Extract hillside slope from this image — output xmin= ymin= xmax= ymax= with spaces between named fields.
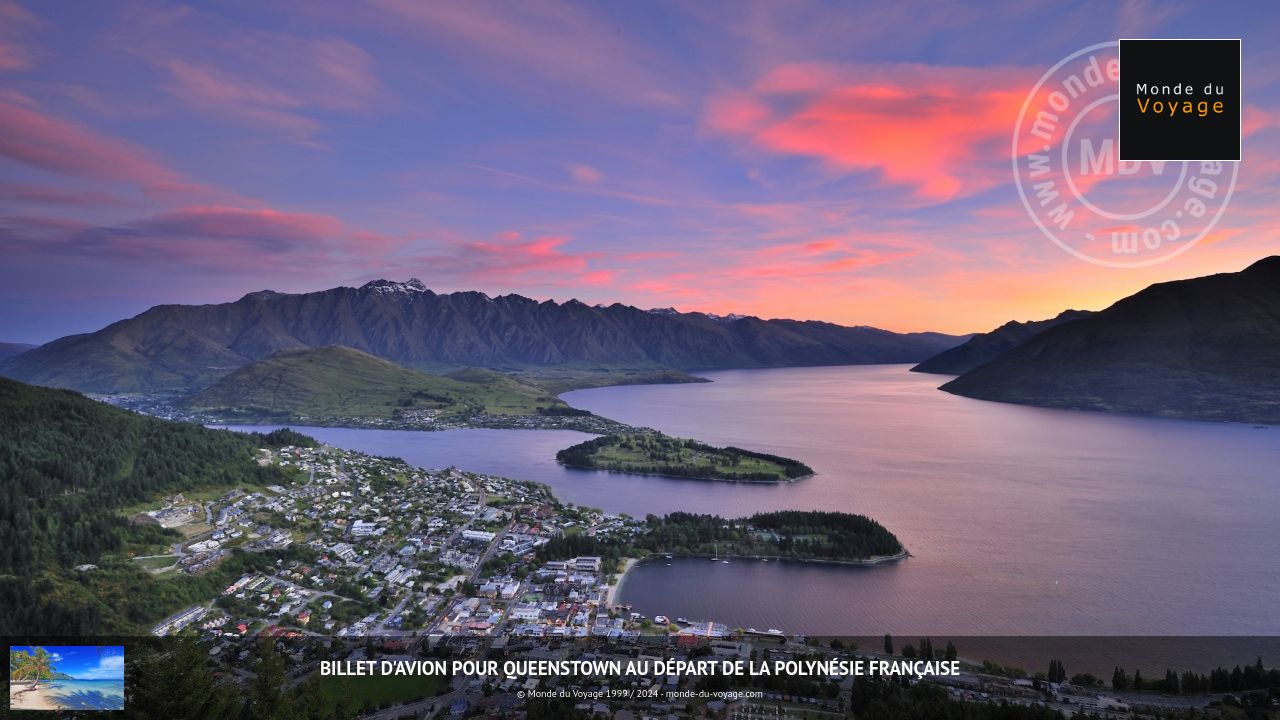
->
xmin=911 ymin=310 xmax=1093 ymax=375
xmin=941 ymin=258 xmax=1280 ymax=423
xmin=0 ymin=377 xmax=310 ymax=633
xmin=184 ymin=345 xmax=566 ymax=420
xmin=0 ymin=342 xmax=35 ymax=361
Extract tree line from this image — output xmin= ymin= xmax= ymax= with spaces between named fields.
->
xmin=536 ymin=510 xmax=903 ymax=564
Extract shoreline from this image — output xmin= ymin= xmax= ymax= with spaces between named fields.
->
xmin=202 ymin=413 xmax=640 ymax=435
xmin=557 ymin=462 xmax=813 ymax=485
xmin=9 ymin=682 xmax=61 ymax=711
xmin=604 ymin=557 xmax=640 ymax=606
xmin=637 ymin=549 xmax=910 ymax=568
xmin=608 ymin=549 xmax=909 ymax=608
xmin=8 ymin=680 xmax=126 ymax=711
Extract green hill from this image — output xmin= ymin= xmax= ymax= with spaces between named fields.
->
xmin=0 ymin=376 xmax=311 ymax=634
xmin=184 ymin=345 xmax=571 ymax=422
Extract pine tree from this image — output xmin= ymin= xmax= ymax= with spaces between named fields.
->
xmin=248 ymin=641 xmax=291 ymax=720
xmin=1111 ymin=667 xmax=1128 ymax=691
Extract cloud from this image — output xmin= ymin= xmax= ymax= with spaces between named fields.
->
xmin=75 ymin=654 xmax=124 ymax=681
xmin=109 ymin=7 xmax=388 ymax=145
xmin=705 ymin=62 xmax=1037 ymax=201
xmin=364 ymin=0 xmax=685 ymax=109
xmin=0 ymin=0 xmax=41 ymax=72
xmin=3 ymin=205 xmax=396 ymax=273
xmin=137 ymin=206 xmax=345 ymax=242
xmin=417 ymin=233 xmax=597 ymax=283
xmin=0 ymin=99 xmax=205 ymax=198
xmin=567 ymin=164 xmax=604 ymax=185
xmin=0 ymin=182 xmax=125 ymax=208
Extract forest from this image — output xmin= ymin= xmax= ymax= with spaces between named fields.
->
xmin=0 ymin=377 xmax=313 ymax=634
xmin=640 ymin=510 xmax=904 ymax=561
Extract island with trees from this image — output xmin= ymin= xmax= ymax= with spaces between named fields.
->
xmin=555 ymin=433 xmax=815 ymax=483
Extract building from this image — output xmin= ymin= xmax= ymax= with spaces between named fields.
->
xmin=461 ymin=529 xmax=496 ymax=543
xmin=152 ymin=605 xmax=208 ymax=636
xmin=350 ymin=520 xmax=380 ymax=537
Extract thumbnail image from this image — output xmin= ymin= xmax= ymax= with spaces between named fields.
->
xmin=9 ymin=646 xmax=124 ymax=711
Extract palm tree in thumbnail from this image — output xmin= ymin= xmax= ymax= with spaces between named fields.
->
xmin=11 ymin=646 xmax=56 ymax=691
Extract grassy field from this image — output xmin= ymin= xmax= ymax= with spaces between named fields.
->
xmin=556 ymin=432 xmax=814 ymax=482
xmin=314 ymin=674 xmax=447 ymax=715
xmin=133 ymin=555 xmax=179 ymax=570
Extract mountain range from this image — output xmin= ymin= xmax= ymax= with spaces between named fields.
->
xmin=910 ymin=310 xmax=1093 ymax=375
xmin=0 ymin=280 xmax=968 ymax=393
xmin=940 ymin=257 xmax=1280 ymax=424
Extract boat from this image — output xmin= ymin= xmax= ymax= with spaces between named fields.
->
xmin=766 ymin=628 xmax=783 ymax=635
xmin=721 ymin=560 xmax=730 ymax=564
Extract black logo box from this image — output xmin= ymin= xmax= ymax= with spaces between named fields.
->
xmin=1119 ymin=39 xmax=1241 ymax=161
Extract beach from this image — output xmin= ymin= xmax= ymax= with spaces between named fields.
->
xmin=9 ymin=682 xmax=60 ymax=711
xmin=8 ymin=679 xmax=125 ymax=711
xmin=603 ymin=557 xmax=640 ymax=606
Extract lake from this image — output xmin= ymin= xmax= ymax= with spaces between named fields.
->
xmin=229 ymin=364 xmax=1280 ymax=636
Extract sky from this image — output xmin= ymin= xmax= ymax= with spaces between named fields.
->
xmin=1 ymin=0 xmax=1279 ymax=344
xmin=10 ymin=646 xmax=125 ymax=681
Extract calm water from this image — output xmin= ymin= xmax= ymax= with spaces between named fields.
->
xmin=229 ymin=364 xmax=1280 ymax=636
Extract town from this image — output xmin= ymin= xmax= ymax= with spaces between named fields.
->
xmin=142 ymin=443 xmax=646 ymax=644
xmin=131 ymin=444 xmax=1270 ymax=719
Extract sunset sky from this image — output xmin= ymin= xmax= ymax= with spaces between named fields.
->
xmin=2 ymin=0 xmax=1279 ymax=344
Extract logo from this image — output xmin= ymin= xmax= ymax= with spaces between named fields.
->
xmin=1119 ymin=39 xmax=1241 ymax=161
xmin=1013 ymin=42 xmax=1238 ymax=267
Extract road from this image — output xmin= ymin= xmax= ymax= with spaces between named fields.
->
xmin=468 ymin=522 xmax=513 ymax=583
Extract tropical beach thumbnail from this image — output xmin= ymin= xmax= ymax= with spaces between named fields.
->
xmin=9 ymin=645 xmax=125 ymax=711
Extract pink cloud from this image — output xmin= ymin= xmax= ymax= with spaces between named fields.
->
xmin=137 ymin=206 xmax=345 ymax=242
xmin=706 ymin=62 xmax=1037 ymax=201
xmin=0 ymin=0 xmax=40 ymax=72
xmin=0 ymin=99 xmax=206 ymax=197
xmin=409 ymin=232 xmax=608 ymax=288
xmin=0 ymin=182 xmax=126 ymax=208
xmin=3 ymin=204 xmax=398 ymax=274
xmin=578 ymin=269 xmax=619 ymax=285
xmin=567 ymin=164 xmax=603 ymax=185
